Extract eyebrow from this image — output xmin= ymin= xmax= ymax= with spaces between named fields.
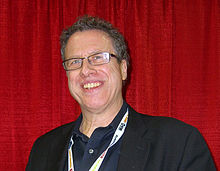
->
xmin=67 ymin=50 xmax=105 ymax=59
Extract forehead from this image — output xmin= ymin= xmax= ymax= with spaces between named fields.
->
xmin=65 ymin=30 xmax=114 ymax=58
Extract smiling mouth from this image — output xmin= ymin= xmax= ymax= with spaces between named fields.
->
xmin=83 ymin=82 xmax=101 ymax=89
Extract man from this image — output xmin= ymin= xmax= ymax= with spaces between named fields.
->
xmin=26 ymin=16 xmax=216 ymax=171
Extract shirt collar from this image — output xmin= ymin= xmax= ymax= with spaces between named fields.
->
xmin=109 ymin=100 xmax=128 ymax=130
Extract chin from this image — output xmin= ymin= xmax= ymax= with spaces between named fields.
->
xmin=81 ymin=100 xmax=107 ymax=111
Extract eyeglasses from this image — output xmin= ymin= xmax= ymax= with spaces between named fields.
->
xmin=62 ymin=52 xmax=118 ymax=71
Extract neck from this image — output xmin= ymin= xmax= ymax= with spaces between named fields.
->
xmin=79 ymin=99 xmax=123 ymax=137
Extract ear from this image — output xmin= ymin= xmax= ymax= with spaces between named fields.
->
xmin=120 ymin=60 xmax=127 ymax=80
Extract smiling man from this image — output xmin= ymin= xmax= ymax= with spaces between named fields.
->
xmin=64 ymin=30 xmax=127 ymax=137
xmin=26 ymin=16 xmax=216 ymax=171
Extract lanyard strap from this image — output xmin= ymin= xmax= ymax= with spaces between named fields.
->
xmin=68 ymin=138 xmax=74 ymax=171
xmin=68 ymin=109 xmax=129 ymax=171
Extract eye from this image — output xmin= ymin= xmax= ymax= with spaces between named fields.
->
xmin=67 ymin=59 xmax=81 ymax=66
xmin=92 ymin=55 xmax=103 ymax=61
xmin=89 ymin=54 xmax=105 ymax=64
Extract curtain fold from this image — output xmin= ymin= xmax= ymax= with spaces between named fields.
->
xmin=0 ymin=0 xmax=219 ymax=170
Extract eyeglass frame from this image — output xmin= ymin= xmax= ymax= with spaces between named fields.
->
xmin=62 ymin=52 xmax=118 ymax=71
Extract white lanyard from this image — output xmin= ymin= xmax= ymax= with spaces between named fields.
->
xmin=68 ymin=109 xmax=129 ymax=171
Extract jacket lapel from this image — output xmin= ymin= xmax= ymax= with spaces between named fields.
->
xmin=57 ymin=134 xmax=71 ymax=171
xmin=117 ymin=107 xmax=151 ymax=171
xmin=46 ymin=122 xmax=76 ymax=171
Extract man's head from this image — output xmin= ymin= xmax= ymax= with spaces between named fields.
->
xmin=60 ymin=16 xmax=128 ymax=113
xmin=60 ymin=15 xmax=130 ymax=68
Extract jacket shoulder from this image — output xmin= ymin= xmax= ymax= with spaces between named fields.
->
xmin=34 ymin=121 xmax=75 ymax=146
xmin=128 ymin=106 xmax=200 ymax=138
xmin=122 ymin=107 xmax=216 ymax=170
xmin=26 ymin=122 xmax=75 ymax=171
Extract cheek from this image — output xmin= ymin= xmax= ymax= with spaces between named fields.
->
xmin=108 ymin=65 xmax=123 ymax=84
xmin=67 ymin=73 xmax=78 ymax=89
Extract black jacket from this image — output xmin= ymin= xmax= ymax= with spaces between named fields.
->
xmin=26 ymin=106 xmax=216 ymax=171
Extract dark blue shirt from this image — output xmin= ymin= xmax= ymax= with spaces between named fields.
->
xmin=71 ymin=101 xmax=128 ymax=171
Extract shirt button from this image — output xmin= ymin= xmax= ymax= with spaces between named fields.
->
xmin=89 ymin=149 xmax=94 ymax=154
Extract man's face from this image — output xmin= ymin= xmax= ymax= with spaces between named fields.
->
xmin=64 ymin=30 xmax=127 ymax=113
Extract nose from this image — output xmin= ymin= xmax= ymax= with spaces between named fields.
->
xmin=79 ymin=59 xmax=96 ymax=77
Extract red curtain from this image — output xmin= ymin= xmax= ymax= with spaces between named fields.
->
xmin=0 ymin=0 xmax=219 ymax=170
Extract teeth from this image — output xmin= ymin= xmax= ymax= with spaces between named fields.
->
xmin=83 ymin=82 xmax=101 ymax=89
